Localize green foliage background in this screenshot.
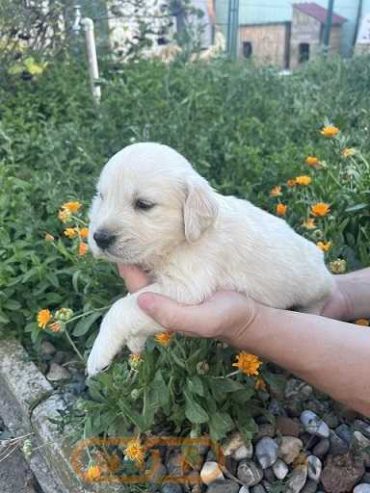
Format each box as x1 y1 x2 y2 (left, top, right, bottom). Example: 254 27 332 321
1 55 370 446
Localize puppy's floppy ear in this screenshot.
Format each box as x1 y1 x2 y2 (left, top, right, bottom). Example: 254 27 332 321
183 177 218 243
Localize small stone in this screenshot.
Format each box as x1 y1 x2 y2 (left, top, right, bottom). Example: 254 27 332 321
354 485 370 493
285 379 313 400
161 484 183 493
312 438 330 459
255 437 278 469
353 420 370 439
239 487 250 493
200 461 224 485
352 431 370 451
223 433 253 460
276 417 301 438
301 479 319 493
286 465 308 493
307 455 321 482
207 480 239 493
329 431 348 456
148 462 167 485
52 350 67 365
167 452 183 476
362 472 370 483
263 467 275 483
46 362 71 381
321 454 365 492
251 485 266 493
40 341 56 358
272 459 289 480
278 437 303 464
262 480 272 493
237 460 263 486
300 411 329 438
335 424 353 444
255 424 276 440
268 399 285 416
325 414 339 429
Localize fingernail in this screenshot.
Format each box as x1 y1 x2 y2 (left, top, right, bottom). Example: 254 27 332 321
138 293 156 312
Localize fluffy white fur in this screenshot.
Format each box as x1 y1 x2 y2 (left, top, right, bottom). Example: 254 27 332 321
87 143 334 375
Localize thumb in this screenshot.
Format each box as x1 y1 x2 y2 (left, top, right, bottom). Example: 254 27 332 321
137 292 196 333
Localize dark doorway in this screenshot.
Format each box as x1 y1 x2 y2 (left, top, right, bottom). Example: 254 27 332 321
298 42 310 63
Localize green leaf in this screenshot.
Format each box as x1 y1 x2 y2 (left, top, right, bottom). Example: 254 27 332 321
186 376 205 397
345 203 368 213
209 412 234 441
184 390 209 424
73 312 101 337
3 299 21 311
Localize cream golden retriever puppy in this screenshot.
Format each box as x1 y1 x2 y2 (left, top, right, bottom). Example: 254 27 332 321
87 142 333 376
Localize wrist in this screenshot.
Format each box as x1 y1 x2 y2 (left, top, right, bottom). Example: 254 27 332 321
221 297 261 348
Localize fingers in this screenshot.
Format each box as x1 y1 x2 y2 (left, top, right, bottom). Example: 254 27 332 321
117 264 151 293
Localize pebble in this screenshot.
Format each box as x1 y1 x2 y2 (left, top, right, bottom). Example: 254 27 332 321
335 424 353 444
263 467 275 483
148 462 167 485
272 459 289 480
223 433 253 460
251 485 266 493
40 340 56 357
52 350 68 365
352 431 370 451
255 424 276 440
167 452 183 476
285 379 313 400
276 417 301 438
255 437 278 469
355 420 370 438
161 484 183 493
239 487 250 493
328 431 348 456
278 436 303 464
286 465 308 493
321 454 365 492
46 362 71 381
362 472 370 483
354 485 370 493
307 455 321 482
301 479 319 493
268 399 285 416
207 480 240 493
300 411 329 438
312 438 330 459
237 460 263 486
200 462 224 485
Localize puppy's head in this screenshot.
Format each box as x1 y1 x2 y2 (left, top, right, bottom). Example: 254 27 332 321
88 143 218 266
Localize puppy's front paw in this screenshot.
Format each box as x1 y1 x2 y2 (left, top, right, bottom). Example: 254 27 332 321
86 343 113 377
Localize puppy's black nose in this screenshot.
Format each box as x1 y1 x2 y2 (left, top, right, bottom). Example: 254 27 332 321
93 230 116 250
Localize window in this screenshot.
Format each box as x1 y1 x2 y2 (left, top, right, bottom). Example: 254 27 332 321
298 43 310 63
242 41 253 59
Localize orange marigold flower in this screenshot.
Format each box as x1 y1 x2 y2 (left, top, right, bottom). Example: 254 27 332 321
317 241 332 252
64 228 78 239
58 208 72 223
49 321 62 333
233 352 262 376
305 156 320 167
85 465 103 482
287 179 297 188
155 331 173 346
276 203 288 216
79 227 89 238
295 175 312 186
355 319 369 327
270 186 282 197
342 147 356 158
61 201 82 214
255 376 267 391
302 218 316 230
44 233 54 241
320 125 340 138
37 309 52 329
311 202 330 217
79 242 88 256
125 438 145 465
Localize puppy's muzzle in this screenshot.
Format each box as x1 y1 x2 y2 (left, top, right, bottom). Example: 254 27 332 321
93 229 116 250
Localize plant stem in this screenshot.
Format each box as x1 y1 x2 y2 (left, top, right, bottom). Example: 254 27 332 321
64 327 85 362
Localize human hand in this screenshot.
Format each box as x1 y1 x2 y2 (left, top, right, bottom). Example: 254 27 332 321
320 275 352 321
117 264 258 343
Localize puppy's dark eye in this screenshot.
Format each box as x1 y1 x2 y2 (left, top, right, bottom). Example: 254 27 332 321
134 199 155 211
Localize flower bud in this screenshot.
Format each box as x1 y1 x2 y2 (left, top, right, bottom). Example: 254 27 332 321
55 307 74 322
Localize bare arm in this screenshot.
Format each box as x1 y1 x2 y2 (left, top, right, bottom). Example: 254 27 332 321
119 265 370 416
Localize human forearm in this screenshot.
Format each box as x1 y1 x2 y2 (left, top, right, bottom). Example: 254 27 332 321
227 306 370 416
336 268 370 320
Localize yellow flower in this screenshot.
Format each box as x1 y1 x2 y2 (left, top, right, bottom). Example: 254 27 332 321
329 259 347 274
311 202 330 217
49 321 62 333
79 227 89 238
61 201 82 213
125 438 145 465
302 218 316 230
79 242 88 256
24 57 47 76
295 175 312 186
255 377 267 391
155 331 173 346
305 156 320 167
37 309 52 329
129 353 143 368
233 352 262 376
355 319 369 327
64 228 78 239
58 208 72 223
320 125 340 138
287 179 297 188
342 147 356 158
85 465 103 482
276 203 288 216
270 186 282 197
44 233 55 241
317 241 332 252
